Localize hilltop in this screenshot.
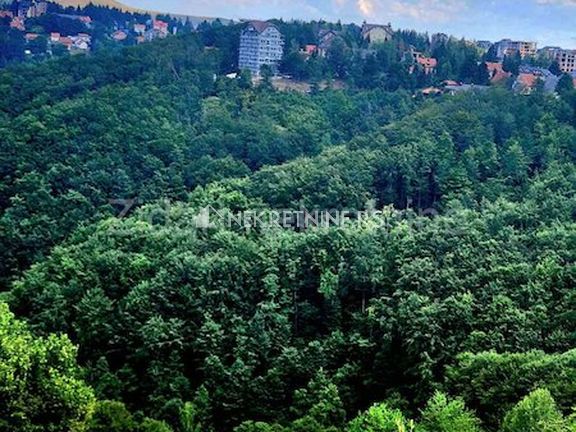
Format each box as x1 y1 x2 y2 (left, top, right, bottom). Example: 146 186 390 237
52 0 143 12
51 0 230 23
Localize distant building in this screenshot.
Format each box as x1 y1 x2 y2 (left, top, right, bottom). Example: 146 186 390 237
10 16 25 31
12 0 46 18
495 39 537 59
408 48 437 74
513 65 559 94
485 61 512 83
476 40 493 51
238 21 284 76
317 29 340 56
300 44 318 58
153 19 169 35
554 49 576 73
539 46 562 60
28 1 47 17
361 22 393 45
134 23 146 35
70 33 91 51
112 30 128 41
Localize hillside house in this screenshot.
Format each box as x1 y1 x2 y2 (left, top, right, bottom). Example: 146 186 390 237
300 44 318 58
513 66 559 94
134 23 146 35
112 30 128 41
361 23 393 45
10 16 25 31
318 29 340 56
238 21 284 75
409 48 437 74
485 62 512 83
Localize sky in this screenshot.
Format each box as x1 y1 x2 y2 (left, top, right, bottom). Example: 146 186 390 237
123 0 576 48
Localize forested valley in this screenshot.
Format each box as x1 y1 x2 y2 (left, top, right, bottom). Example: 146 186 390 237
2 25 576 432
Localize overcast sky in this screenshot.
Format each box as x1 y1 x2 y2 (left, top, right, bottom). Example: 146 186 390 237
122 0 576 48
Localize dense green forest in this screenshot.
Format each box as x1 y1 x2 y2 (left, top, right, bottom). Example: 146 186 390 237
2 24 576 432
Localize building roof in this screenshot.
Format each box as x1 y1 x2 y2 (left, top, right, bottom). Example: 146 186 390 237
417 56 437 68
246 20 275 33
486 62 504 73
112 30 128 40
361 23 393 37
303 44 317 55
516 73 538 89
59 36 73 47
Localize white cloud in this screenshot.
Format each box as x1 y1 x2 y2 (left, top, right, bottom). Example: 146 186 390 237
357 0 375 16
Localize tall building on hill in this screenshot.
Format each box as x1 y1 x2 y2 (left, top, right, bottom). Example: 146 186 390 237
11 0 47 18
495 39 537 59
239 21 284 76
555 49 576 73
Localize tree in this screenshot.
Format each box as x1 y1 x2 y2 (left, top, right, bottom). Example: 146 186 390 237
556 74 574 96
501 389 567 432
475 62 491 86
418 392 483 432
84 401 137 432
348 403 415 432
260 64 275 90
549 61 562 76
0 302 94 431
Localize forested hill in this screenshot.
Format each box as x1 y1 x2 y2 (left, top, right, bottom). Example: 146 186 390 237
2 25 576 432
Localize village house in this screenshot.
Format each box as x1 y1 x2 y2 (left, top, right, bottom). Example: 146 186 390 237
317 29 339 57
70 33 91 51
361 22 393 45
0 10 14 18
300 44 318 58
408 48 437 74
485 62 512 83
238 20 284 76
134 23 146 35
513 66 559 95
10 16 25 31
112 30 128 41
24 32 39 42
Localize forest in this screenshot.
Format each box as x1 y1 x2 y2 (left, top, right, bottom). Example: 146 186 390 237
2 20 576 432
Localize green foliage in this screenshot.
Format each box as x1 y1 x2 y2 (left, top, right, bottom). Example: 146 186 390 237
417 392 482 432
84 400 137 432
446 351 576 429
3 21 576 432
348 403 415 432
0 302 94 431
501 389 568 432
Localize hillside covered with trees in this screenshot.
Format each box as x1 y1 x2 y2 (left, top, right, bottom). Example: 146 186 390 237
2 23 576 432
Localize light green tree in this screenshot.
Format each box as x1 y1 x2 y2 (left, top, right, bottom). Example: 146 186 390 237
418 392 483 432
0 302 94 431
501 389 568 432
